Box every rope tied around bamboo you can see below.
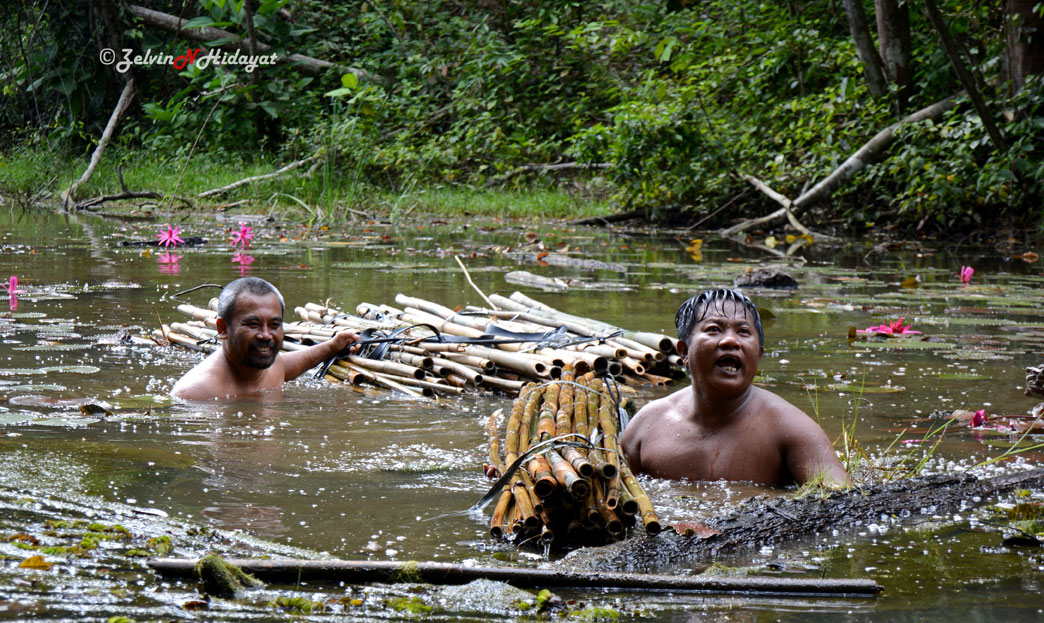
[485,371,660,548]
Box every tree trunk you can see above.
[923,0,1008,153]
[875,0,912,111]
[561,467,1044,573]
[1006,0,1044,91]
[842,0,890,97]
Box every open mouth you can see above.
[716,355,742,374]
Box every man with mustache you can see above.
[171,277,358,400]
[621,288,848,487]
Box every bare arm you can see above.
[781,412,850,487]
[620,405,650,474]
[280,330,358,381]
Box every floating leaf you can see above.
[19,555,53,570]
[39,365,100,374]
[861,339,954,350]
[5,384,67,392]
[0,412,44,425]
[31,416,100,427]
[13,344,92,352]
[932,373,990,381]
[0,368,46,376]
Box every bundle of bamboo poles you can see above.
[159,290,683,399]
[485,371,660,548]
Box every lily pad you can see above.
[860,340,955,350]
[803,383,905,394]
[0,368,47,376]
[0,411,44,425]
[39,365,100,374]
[31,416,100,427]
[931,373,990,381]
[13,344,93,352]
[5,312,48,319]
[4,384,68,392]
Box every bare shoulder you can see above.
[621,389,687,454]
[170,352,228,400]
[750,387,819,430]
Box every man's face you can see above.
[680,300,763,398]
[223,292,284,369]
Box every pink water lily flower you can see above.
[2,276,26,295]
[3,276,26,311]
[157,224,185,248]
[857,317,922,335]
[231,222,254,250]
[959,265,974,284]
[970,409,988,428]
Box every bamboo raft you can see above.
[483,373,660,548]
[159,291,683,399]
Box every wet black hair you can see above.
[675,288,764,348]
[217,277,285,324]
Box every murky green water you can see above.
[1,209,1042,621]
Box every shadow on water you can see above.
[0,209,1042,620]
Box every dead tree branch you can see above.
[197,154,319,198]
[62,78,136,210]
[721,93,959,237]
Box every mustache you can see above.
[250,340,276,350]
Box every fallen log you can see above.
[147,558,881,597]
[561,467,1044,573]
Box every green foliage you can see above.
[0,0,1041,230]
[858,75,1044,229]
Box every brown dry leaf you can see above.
[1021,251,1039,263]
[672,522,721,538]
[19,556,53,570]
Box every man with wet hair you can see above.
[171,277,358,400]
[621,288,848,487]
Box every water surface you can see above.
[1,210,1042,621]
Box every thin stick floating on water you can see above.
[147,558,883,597]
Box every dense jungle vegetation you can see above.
[0,1,1042,234]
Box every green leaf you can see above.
[341,72,359,90]
[182,16,217,29]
